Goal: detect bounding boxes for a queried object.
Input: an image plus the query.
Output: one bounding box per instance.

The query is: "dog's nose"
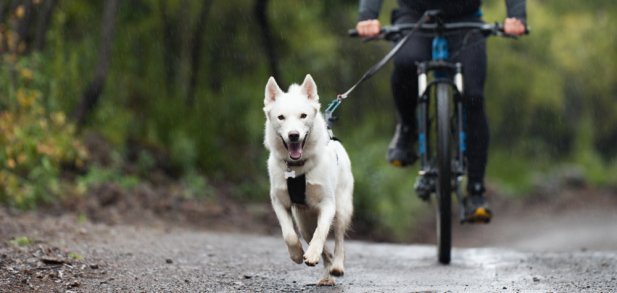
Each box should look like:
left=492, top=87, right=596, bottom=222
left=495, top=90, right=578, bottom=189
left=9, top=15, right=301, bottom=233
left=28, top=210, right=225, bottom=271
left=288, top=131, right=300, bottom=142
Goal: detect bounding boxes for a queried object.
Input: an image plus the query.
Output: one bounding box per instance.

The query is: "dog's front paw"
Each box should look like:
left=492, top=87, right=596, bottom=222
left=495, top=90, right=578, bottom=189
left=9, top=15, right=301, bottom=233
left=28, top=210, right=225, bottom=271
left=288, top=241, right=304, bottom=264
left=303, top=251, right=321, bottom=266
left=330, top=258, right=345, bottom=276
left=329, top=266, right=344, bottom=277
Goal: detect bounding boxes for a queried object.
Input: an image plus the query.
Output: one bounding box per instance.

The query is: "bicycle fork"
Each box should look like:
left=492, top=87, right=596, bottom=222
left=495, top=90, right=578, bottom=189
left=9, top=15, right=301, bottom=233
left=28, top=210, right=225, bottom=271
left=415, top=61, right=469, bottom=224
left=414, top=63, right=433, bottom=200
left=453, top=63, right=468, bottom=223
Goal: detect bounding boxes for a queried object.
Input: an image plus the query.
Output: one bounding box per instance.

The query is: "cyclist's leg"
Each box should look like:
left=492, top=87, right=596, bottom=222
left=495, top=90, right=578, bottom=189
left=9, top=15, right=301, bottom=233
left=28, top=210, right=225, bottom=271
left=449, top=22, right=492, bottom=221
left=455, top=38, right=489, bottom=190
left=388, top=13, right=432, bottom=166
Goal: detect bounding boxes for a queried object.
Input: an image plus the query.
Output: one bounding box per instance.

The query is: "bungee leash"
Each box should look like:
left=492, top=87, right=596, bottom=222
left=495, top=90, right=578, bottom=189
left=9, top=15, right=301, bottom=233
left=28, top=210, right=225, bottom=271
left=323, top=11, right=433, bottom=129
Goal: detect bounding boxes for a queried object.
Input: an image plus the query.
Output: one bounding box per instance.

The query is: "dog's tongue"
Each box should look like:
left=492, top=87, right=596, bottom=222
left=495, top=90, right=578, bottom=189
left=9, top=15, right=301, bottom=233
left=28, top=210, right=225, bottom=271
left=288, top=142, right=303, bottom=160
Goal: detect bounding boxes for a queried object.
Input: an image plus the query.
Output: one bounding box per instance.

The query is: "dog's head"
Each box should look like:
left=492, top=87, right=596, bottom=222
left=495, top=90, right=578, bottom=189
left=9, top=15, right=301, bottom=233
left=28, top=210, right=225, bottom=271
left=264, top=74, right=320, bottom=161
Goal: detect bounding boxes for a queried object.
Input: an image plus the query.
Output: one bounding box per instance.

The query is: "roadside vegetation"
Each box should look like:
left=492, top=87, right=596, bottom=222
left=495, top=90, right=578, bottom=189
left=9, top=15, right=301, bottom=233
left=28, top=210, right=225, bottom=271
left=1, top=0, right=616, bottom=240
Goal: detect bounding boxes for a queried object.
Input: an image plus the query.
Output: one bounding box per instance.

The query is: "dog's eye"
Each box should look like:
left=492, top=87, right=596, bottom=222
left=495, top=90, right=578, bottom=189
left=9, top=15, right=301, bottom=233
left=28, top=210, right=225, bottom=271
left=300, top=113, right=307, bottom=119
left=277, top=115, right=285, bottom=120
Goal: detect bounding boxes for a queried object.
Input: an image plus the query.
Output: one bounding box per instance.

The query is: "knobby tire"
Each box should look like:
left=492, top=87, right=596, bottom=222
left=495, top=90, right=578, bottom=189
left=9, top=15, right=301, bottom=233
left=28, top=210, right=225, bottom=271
left=436, top=83, right=452, bottom=265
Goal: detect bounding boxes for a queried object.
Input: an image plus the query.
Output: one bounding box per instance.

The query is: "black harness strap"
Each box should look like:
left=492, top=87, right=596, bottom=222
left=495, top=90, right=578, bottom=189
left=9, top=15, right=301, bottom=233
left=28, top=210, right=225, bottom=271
left=285, top=138, right=343, bottom=206
left=286, top=174, right=306, bottom=205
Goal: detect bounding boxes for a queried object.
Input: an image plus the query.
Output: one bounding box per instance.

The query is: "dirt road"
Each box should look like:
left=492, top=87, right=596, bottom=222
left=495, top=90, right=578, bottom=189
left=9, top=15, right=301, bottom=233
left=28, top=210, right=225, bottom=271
left=2, top=208, right=617, bottom=292
left=2, top=186, right=617, bottom=292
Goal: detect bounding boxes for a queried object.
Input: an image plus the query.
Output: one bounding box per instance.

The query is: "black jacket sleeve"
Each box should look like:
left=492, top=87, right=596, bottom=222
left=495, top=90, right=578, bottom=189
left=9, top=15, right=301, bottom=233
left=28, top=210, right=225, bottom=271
left=358, top=0, right=383, bottom=21
left=505, top=0, right=527, bottom=22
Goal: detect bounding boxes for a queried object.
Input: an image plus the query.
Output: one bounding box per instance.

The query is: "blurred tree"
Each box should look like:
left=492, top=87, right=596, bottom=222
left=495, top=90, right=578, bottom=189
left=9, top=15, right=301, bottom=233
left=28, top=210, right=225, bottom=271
left=254, top=0, right=282, bottom=83
left=33, top=0, right=57, bottom=51
left=186, top=0, right=213, bottom=105
left=72, top=0, right=119, bottom=126
left=1, top=0, right=616, bottom=237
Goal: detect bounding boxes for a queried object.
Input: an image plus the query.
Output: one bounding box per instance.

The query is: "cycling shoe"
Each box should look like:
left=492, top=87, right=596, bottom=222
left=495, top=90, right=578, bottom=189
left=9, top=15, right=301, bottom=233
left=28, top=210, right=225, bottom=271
left=387, top=124, right=417, bottom=167
left=463, top=193, right=492, bottom=224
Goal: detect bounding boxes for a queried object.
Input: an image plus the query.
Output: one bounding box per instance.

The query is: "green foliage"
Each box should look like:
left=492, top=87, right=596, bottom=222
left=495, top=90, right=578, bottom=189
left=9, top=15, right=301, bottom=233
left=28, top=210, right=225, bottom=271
left=2, top=0, right=617, bottom=239
left=76, top=164, right=139, bottom=192
left=9, top=236, right=33, bottom=247
left=68, top=251, right=83, bottom=260
left=346, top=123, right=428, bottom=241
left=180, top=170, right=216, bottom=200
left=0, top=55, right=88, bottom=209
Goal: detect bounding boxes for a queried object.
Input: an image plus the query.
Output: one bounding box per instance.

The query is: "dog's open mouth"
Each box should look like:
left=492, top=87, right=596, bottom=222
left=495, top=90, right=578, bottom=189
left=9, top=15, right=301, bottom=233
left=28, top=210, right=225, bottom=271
left=288, top=141, right=303, bottom=160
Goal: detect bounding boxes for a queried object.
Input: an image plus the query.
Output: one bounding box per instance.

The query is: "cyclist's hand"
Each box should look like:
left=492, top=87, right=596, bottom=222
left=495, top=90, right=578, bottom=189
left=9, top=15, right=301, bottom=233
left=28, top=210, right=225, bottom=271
left=503, top=17, right=526, bottom=36
left=356, top=19, right=381, bottom=38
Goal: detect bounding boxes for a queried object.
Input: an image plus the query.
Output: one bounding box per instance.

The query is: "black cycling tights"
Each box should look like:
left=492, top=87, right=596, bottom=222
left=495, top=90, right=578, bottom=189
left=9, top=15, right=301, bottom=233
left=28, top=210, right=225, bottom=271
left=391, top=14, right=489, bottom=188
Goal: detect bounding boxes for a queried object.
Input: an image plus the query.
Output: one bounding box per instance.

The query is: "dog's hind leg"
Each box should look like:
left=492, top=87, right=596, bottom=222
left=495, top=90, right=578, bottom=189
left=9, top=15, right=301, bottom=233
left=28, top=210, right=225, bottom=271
left=293, top=206, right=334, bottom=267
left=318, top=245, right=336, bottom=286
left=329, top=216, right=349, bottom=276
left=331, top=185, right=353, bottom=276
left=292, top=206, right=316, bottom=242
left=294, top=207, right=336, bottom=285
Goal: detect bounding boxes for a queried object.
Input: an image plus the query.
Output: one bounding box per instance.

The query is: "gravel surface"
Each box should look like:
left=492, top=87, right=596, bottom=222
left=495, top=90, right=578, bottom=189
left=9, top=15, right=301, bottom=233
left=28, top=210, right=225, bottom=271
left=2, top=187, right=617, bottom=292
left=2, top=217, right=616, bottom=292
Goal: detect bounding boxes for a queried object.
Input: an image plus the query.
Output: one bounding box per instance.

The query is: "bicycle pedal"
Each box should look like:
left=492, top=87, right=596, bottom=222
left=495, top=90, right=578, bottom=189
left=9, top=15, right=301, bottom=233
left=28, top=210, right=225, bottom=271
left=464, top=208, right=492, bottom=224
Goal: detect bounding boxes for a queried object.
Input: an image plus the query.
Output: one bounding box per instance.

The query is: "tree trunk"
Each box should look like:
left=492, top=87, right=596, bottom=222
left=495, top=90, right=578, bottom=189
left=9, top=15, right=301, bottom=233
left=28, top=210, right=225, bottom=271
left=186, top=0, right=213, bottom=105
left=159, top=0, right=180, bottom=95
left=15, top=0, right=33, bottom=53
left=254, top=0, right=281, bottom=83
left=72, top=0, right=119, bottom=126
left=33, top=0, right=56, bottom=51
left=0, top=0, right=8, bottom=24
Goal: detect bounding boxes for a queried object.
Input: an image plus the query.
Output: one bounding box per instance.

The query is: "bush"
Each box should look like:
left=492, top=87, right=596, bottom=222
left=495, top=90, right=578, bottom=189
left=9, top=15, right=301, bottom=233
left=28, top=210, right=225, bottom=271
left=0, top=57, right=88, bottom=209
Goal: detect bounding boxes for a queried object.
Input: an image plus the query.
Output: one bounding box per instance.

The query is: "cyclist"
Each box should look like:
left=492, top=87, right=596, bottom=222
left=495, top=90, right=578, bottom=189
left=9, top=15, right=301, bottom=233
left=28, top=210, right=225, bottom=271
left=355, top=0, right=527, bottom=222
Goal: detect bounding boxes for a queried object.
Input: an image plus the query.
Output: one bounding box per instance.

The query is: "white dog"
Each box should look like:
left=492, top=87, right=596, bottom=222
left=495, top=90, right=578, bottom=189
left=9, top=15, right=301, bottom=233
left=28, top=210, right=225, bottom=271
left=263, top=74, right=354, bottom=286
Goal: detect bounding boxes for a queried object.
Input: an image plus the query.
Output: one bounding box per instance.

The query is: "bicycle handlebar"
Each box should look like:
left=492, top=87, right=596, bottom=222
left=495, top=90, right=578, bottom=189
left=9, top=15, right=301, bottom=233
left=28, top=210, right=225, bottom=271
left=349, top=22, right=529, bottom=41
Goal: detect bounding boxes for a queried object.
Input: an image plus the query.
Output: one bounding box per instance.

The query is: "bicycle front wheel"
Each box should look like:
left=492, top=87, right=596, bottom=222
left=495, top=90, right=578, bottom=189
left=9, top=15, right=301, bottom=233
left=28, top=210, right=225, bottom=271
left=436, top=83, right=452, bottom=264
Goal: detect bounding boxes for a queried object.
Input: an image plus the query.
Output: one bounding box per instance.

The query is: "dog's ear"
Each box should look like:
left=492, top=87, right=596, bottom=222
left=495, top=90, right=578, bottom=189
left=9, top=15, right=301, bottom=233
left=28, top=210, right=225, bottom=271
left=301, top=74, right=318, bottom=102
left=265, top=76, right=283, bottom=105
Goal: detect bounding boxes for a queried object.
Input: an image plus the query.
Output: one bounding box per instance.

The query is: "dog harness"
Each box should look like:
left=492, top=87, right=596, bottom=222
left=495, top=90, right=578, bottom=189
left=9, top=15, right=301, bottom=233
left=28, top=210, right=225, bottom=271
left=284, top=158, right=307, bottom=205
left=285, top=138, right=341, bottom=206
left=287, top=174, right=307, bottom=206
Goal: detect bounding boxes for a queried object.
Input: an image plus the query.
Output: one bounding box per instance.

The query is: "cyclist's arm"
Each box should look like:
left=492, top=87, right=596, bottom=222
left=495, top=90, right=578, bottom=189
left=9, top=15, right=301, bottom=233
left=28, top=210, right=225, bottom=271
left=504, top=0, right=527, bottom=35
left=358, top=0, right=383, bottom=21
left=356, top=0, right=383, bottom=37
left=505, top=0, right=526, bottom=22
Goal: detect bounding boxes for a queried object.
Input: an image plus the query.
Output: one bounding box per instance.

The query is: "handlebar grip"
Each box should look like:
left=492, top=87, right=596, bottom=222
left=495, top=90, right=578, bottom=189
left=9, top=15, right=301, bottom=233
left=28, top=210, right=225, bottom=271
left=348, top=28, right=359, bottom=37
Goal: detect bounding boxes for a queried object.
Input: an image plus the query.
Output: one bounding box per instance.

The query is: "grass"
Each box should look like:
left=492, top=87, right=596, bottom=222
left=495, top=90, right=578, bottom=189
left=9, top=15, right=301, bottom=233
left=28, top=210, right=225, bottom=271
left=9, top=236, right=33, bottom=247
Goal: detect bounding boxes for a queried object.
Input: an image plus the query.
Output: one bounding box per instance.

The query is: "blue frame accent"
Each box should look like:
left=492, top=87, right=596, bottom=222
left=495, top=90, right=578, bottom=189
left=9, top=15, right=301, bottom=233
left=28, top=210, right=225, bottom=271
left=430, top=35, right=468, bottom=157
left=432, top=37, right=448, bottom=79
left=432, top=37, right=449, bottom=61
left=419, top=133, right=427, bottom=155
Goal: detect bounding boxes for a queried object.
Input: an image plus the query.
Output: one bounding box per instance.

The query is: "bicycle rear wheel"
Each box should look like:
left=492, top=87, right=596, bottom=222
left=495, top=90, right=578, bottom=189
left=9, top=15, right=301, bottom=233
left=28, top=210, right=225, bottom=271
left=436, top=83, right=452, bottom=264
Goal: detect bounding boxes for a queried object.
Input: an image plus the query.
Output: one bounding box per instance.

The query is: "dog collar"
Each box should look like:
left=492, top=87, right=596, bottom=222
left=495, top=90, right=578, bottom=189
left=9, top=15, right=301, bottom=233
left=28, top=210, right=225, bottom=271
left=283, top=159, right=306, bottom=179
left=284, top=159, right=307, bottom=167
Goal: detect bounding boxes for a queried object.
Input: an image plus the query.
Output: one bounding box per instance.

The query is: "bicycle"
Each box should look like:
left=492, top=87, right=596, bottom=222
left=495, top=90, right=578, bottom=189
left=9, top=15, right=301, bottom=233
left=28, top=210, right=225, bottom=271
left=350, top=10, right=527, bottom=264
